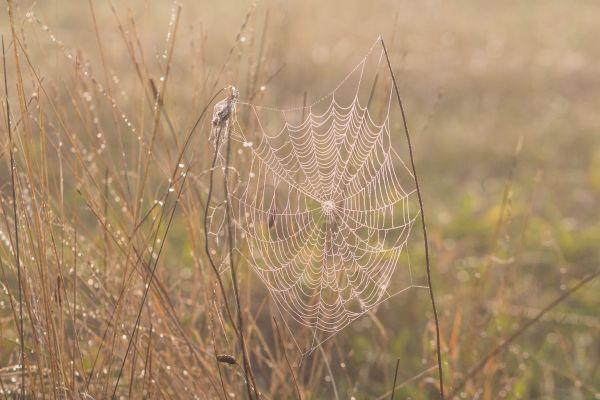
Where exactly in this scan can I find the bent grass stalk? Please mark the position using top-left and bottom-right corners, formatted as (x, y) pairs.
(381, 37), (445, 400)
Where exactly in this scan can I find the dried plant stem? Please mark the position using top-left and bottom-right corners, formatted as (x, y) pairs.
(203, 122), (257, 399)
(318, 345), (339, 400)
(103, 168), (109, 272)
(223, 117), (260, 398)
(390, 359), (400, 400)
(111, 89), (221, 396)
(209, 3), (256, 95)
(131, 4), (181, 224)
(208, 294), (229, 398)
(141, 323), (153, 396)
(376, 366), (438, 400)
(72, 227), (77, 394)
(381, 38), (445, 399)
(111, 166), (188, 398)
(3, 35), (25, 399)
(273, 317), (302, 400)
(449, 268), (600, 397)
(249, 8), (269, 98)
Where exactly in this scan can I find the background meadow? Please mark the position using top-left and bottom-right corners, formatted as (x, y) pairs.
(0, 1), (599, 398)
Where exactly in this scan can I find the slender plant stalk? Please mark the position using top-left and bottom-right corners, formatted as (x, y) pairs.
(381, 37), (445, 399)
(251, 9), (269, 96)
(103, 167), (109, 273)
(390, 359), (400, 400)
(208, 295), (229, 398)
(73, 226), (77, 394)
(223, 112), (260, 398)
(3, 35), (25, 400)
(273, 317), (302, 399)
(318, 345), (339, 400)
(203, 119), (257, 399)
(111, 166), (189, 397)
(376, 366), (438, 400)
(141, 323), (153, 396)
(449, 269), (600, 397)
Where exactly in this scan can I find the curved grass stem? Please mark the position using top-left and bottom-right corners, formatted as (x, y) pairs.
(381, 37), (445, 400)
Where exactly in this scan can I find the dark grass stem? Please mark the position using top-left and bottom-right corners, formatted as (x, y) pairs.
(3, 35), (25, 400)
(203, 116), (258, 399)
(381, 38), (445, 399)
(223, 112), (260, 399)
(390, 359), (400, 400)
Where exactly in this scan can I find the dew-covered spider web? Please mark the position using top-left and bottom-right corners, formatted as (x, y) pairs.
(221, 38), (427, 353)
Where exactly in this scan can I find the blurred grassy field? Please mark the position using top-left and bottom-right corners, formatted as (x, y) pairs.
(1, 0), (599, 399)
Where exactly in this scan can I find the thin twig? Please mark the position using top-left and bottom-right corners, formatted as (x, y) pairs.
(449, 269), (600, 397)
(381, 37), (445, 399)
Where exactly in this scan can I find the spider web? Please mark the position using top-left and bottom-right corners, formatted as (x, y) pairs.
(226, 38), (425, 353)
